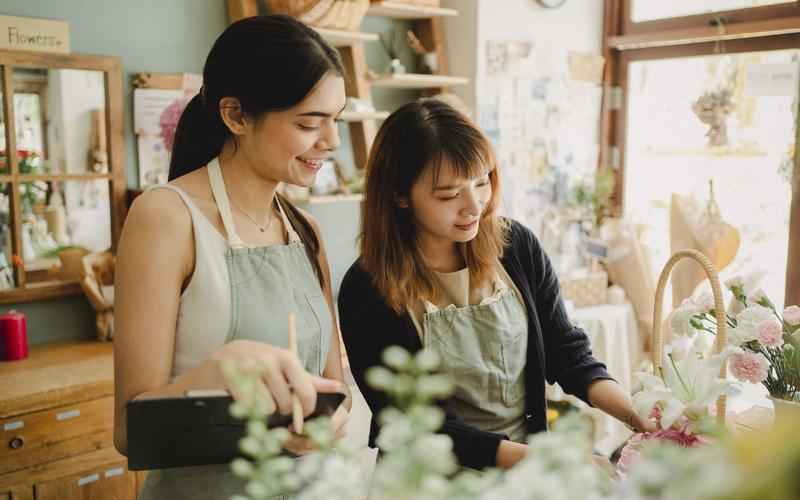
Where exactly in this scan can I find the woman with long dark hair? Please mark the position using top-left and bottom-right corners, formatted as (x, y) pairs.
(339, 99), (652, 471)
(114, 15), (350, 498)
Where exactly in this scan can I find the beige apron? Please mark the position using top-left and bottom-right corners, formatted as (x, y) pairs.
(138, 159), (331, 499)
(421, 274), (529, 443)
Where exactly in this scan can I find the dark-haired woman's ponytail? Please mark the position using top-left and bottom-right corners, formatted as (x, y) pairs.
(168, 93), (228, 181)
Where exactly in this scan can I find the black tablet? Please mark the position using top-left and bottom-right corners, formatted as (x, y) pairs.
(126, 391), (345, 470)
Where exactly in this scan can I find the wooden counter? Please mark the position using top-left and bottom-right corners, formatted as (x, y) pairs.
(0, 341), (114, 419)
(0, 341), (140, 499)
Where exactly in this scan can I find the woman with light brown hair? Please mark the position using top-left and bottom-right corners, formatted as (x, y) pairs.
(338, 98), (651, 470)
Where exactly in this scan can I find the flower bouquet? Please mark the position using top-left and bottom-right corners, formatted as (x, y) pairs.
(672, 276), (800, 421)
(619, 250), (741, 472)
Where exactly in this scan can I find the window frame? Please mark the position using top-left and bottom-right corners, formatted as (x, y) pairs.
(601, 0), (800, 305)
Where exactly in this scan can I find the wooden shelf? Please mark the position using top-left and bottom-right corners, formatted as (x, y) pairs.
(339, 111), (390, 121)
(313, 28), (379, 47)
(0, 281), (83, 305)
(366, 1), (458, 19)
(0, 173), (113, 182)
(292, 193), (363, 204)
(369, 73), (469, 89)
(24, 257), (59, 272)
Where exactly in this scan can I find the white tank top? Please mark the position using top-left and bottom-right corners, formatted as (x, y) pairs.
(148, 184), (232, 378)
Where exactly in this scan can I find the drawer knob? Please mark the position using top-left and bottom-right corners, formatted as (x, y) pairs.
(9, 436), (24, 450)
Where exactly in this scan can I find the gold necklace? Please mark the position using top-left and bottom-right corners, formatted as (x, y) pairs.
(230, 199), (276, 233)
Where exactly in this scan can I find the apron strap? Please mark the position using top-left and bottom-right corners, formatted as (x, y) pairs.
(275, 195), (301, 243)
(207, 158), (246, 248)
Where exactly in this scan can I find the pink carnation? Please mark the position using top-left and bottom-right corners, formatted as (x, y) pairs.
(730, 352), (770, 384)
(617, 428), (710, 474)
(159, 97), (190, 152)
(757, 319), (784, 348)
(784, 305), (800, 326)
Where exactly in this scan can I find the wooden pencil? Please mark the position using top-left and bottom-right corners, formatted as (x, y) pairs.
(287, 313), (303, 434)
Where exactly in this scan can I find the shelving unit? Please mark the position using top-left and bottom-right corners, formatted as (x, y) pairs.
(314, 27), (379, 47)
(366, 1), (458, 19)
(226, 0), (469, 174)
(369, 73), (468, 89)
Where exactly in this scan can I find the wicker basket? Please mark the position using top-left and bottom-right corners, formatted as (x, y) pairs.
(561, 270), (608, 307)
(652, 249), (728, 424)
(265, 0), (370, 31)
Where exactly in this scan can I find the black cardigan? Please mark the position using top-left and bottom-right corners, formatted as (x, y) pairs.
(337, 219), (613, 470)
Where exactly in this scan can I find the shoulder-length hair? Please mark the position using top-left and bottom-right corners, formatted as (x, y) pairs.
(360, 99), (509, 313)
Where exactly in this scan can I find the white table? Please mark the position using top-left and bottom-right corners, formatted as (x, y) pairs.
(548, 302), (641, 455)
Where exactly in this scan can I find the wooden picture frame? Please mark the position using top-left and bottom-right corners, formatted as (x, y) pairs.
(0, 48), (125, 304)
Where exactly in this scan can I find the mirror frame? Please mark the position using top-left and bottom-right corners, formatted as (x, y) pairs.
(0, 49), (125, 304)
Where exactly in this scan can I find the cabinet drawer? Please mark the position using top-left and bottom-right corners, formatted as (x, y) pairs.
(0, 397), (113, 474)
(0, 485), (33, 500)
(34, 459), (136, 500)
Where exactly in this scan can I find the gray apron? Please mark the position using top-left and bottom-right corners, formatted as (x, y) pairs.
(138, 160), (332, 499)
(421, 277), (529, 443)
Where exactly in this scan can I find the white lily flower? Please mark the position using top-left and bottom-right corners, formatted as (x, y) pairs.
(633, 336), (739, 428)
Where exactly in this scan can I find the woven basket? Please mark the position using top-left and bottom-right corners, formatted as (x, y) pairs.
(652, 249), (728, 424)
(265, 0), (370, 31)
(561, 270), (608, 307)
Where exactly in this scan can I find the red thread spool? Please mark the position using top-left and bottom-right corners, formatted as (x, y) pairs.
(0, 310), (28, 361)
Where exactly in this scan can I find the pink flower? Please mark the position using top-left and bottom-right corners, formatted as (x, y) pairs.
(784, 305), (800, 326)
(730, 352), (770, 384)
(757, 319), (784, 348)
(650, 427), (710, 447)
(159, 97), (190, 152)
(617, 433), (645, 474)
(617, 427), (710, 474)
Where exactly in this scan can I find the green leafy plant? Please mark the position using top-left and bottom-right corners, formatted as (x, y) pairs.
(572, 167), (616, 228)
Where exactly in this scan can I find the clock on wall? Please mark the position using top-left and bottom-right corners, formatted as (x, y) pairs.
(536, 0), (566, 8)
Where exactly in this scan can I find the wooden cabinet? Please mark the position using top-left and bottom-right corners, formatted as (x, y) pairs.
(32, 451), (135, 500)
(0, 486), (33, 500)
(0, 397), (114, 475)
(0, 342), (140, 500)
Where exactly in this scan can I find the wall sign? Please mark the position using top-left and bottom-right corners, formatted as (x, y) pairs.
(0, 15), (70, 54)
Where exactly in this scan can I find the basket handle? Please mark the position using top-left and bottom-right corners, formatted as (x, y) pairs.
(652, 249), (728, 425)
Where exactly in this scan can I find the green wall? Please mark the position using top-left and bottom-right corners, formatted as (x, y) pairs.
(1, 1), (418, 345)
